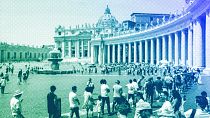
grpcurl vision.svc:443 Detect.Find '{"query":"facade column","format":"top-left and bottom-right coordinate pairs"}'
top-left (188, 25), bottom-right (193, 67)
top-left (174, 32), bottom-right (179, 66)
top-left (112, 44), bottom-right (115, 63)
top-left (204, 10), bottom-right (210, 74)
top-left (107, 45), bottom-right (110, 64)
top-left (150, 39), bottom-right (154, 65)
top-left (193, 19), bottom-right (203, 67)
top-left (134, 42), bottom-right (137, 63)
top-left (145, 40), bottom-right (148, 63)
top-left (156, 38), bottom-right (160, 65)
top-left (123, 43), bottom-right (126, 63)
top-left (91, 45), bottom-right (94, 64)
top-left (69, 41), bottom-right (72, 58)
top-left (81, 40), bottom-right (84, 58)
top-left (128, 43), bottom-right (132, 63)
top-left (162, 36), bottom-right (166, 60)
top-left (181, 30), bottom-right (186, 65)
top-left (118, 44), bottom-right (121, 63)
top-left (168, 34), bottom-right (173, 63)
top-left (139, 41), bottom-right (142, 63)
top-left (62, 42), bottom-right (65, 58)
top-left (76, 41), bottom-right (80, 58)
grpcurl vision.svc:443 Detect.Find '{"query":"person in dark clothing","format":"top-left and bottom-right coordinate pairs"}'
top-left (145, 77), bottom-right (155, 107)
top-left (18, 69), bottom-right (22, 85)
top-left (47, 85), bottom-right (58, 118)
top-left (154, 77), bottom-right (163, 98)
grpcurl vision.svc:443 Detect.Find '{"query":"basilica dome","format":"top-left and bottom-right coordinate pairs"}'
top-left (96, 5), bottom-right (118, 29)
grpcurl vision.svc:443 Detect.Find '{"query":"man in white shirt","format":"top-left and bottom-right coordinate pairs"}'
top-left (100, 79), bottom-right (111, 115)
top-left (112, 80), bottom-right (122, 113)
top-left (126, 79), bottom-right (135, 107)
top-left (10, 90), bottom-right (24, 118)
top-left (69, 86), bottom-right (80, 118)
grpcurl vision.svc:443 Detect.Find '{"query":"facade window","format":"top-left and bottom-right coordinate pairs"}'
top-left (7, 52), bottom-right (10, 59)
top-left (58, 32), bottom-right (61, 35)
top-left (71, 41), bottom-right (75, 57)
top-left (34, 53), bottom-right (36, 58)
top-left (20, 52), bottom-right (22, 59)
top-left (45, 53), bottom-right (48, 58)
top-left (14, 52), bottom-right (16, 59)
top-left (29, 53), bottom-right (32, 58)
top-left (25, 53), bottom-right (27, 58)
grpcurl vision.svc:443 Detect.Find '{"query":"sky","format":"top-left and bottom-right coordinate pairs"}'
top-left (0, 0), bottom-right (186, 46)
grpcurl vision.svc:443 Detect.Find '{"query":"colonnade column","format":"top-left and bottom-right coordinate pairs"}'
top-left (162, 36), bottom-right (166, 60)
top-left (139, 41), bottom-right (142, 63)
top-left (118, 44), bottom-right (121, 63)
top-left (112, 44), bottom-right (115, 63)
top-left (168, 34), bottom-right (173, 63)
top-left (91, 45), bottom-right (94, 64)
top-left (134, 42), bottom-right (137, 63)
top-left (69, 41), bottom-right (71, 58)
top-left (62, 42), bottom-right (65, 58)
top-left (150, 39), bottom-right (154, 65)
top-left (98, 45), bottom-right (102, 65)
top-left (128, 43), bottom-right (132, 63)
top-left (188, 25), bottom-right (193, 67)
top-left (204, 10), bottom-right (210, 74)
top-left (107, 45), bottom-right (110, 64)
top-left (156, 38), bottom-right (160, 65)
top-left (193, 19), bottom-right (203, 67)
top-left (181, 30), bottom-right (186, 65)
top-left (174, 32), bottom-right (179, 66)
top-left (123, 43), bottom-right (126, 63)
top-left (145, 40), bottom-right (148, 63)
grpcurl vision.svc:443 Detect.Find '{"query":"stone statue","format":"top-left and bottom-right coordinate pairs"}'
top-left (145, 23), bottom-right (148, 29)
top-left (157, 18), bottom-right (160, 25)
top-left (162, 16), bottom-right (165, 23)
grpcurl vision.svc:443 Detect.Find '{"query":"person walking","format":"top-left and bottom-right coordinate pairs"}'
top-left (10, 90), bottom-right (24, 118)
top-left (0, 76), bottom-right (7, 94)
top-left (82, 87), bottom-right (94, 118)
top-left (86, 78), bottom-right (95, 94)
top-left (112, 80), bottom-right (123, 113)
top-left (47, 85), bottom-right (58, 118)
top-left (126, 79), bottom-right (135, 107)
top-left (100, 79), bottom-right (111, 115)
top-left (69, 86), bottom-right (80, 118)
top-left (18, 69), bottom-right (22, 85)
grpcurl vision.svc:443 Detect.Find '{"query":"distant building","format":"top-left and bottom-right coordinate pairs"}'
top-left (130, 13), bottom-right (170, 30)
top-left (122, 20), bottom-right (136, 31)
top-left (0, 42), bottom-right (50, 63)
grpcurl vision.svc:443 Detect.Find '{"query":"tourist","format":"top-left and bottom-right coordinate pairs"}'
top-left (18, 69), bottom-right (22, 85)
top-left (135, 101), bottom-right (154, 118)
top-left (115, 93), bottom-right (131, 118)
top-left (164, 73), bottom-right (173, 96)
top-left (154, 76), bottom-right (163, 98)
top-left (154, 91), bottom-right (174, 117)
top-left (184, 96), bottom-right (210, 117)
top-left (22, 73), bottom-right (27, 83)
top-left (69, 86), bottom-right (80, 118)
top-left (4, 71), bottom-right (9, 81)
top-left (201, 91), bottom-right (209, 111)
top-left (100, 79), bottom-right (111, 115)
top-left (86, 78), bottom-right (95, 94)
top-left (10, 90), bottom-right (24, 118)
top-left (126, 79), bottom-right (135, 107)
top-left (134, 92), bottom-right (145, 118)
top-left (96, 95), bottom-right (102, 118)
top-left (144, 77), bottom-right (155, 107)
top-left (171, 90), bottom-right (182, 114)
top-left (0, 76), bottom-right (7, 94)
top-left (112, 80), bottom-right (123, 113)
top-left (82, 87), bottom-right (94, 118)
top-left (47, 85), bottom-right (58, 118)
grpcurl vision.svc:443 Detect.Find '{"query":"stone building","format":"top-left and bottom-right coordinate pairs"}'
top-left (0, 42), bottom-right (50, 63)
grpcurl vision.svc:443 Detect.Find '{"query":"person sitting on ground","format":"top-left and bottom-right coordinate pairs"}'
top-left (135, 101), bottom-right (155, 118)
top-left (184, 96), bottom-right (210, 118)
top-left (154, 91), bottom-right (174, 117)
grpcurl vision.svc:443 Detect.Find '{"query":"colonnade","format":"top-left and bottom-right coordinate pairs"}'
top-left (91, 9), bottom-right (210, 71)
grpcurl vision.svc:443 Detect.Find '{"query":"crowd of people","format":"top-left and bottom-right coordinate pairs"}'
top-left (1, 61), bottom-right (210, 118)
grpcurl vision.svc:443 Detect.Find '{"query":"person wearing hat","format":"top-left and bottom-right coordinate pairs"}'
top-left (112, 80), bottom-right (123, 113)
top-left (10, 90), bottom-right (24, 118)
top-left (134, 101), bottom-right (153, 118)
